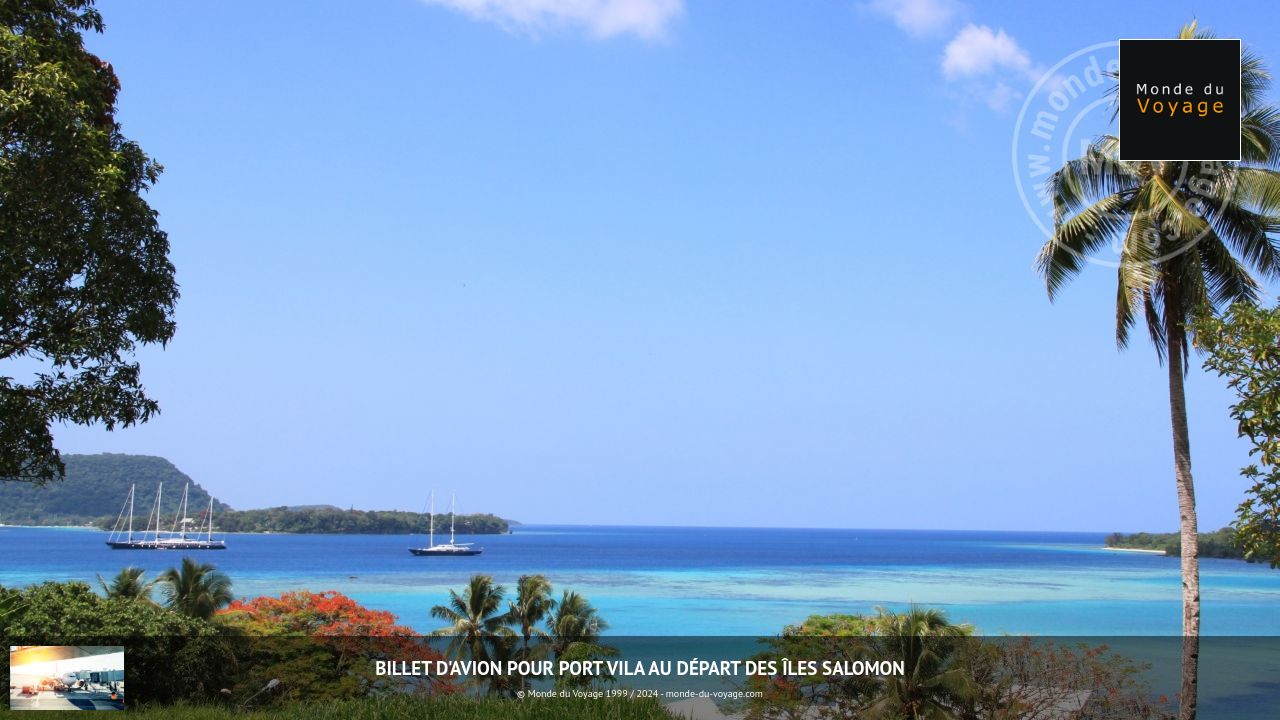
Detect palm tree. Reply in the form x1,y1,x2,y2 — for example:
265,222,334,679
430,574,515,693
1036,21,1280,720
501,574,554,690
546,589,615,689
97,566,156,604
506,574,555,653
157,557,234,619
862,606,975,720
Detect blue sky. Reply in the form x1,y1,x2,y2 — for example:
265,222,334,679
55,0,1280,530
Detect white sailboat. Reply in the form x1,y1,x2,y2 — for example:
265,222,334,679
409,491,483,556
106,482,227,550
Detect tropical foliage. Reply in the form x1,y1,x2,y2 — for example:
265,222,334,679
1105,527,1255,560
1194,301,1280,567
0,454,223,526
743,609,1172,720
1034,20,1280,720
218,590,456,701
98,566,158,603
214,506,508,535
0,580,234,704
430,575,615,694
158,558,235,620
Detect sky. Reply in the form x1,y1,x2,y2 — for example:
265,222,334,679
50,0,1280,531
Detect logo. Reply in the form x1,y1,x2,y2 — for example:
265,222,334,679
1012,41,1240,269
1119,39,1241,161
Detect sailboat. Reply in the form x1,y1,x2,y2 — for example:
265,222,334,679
409,491,483,556
106,482,227,550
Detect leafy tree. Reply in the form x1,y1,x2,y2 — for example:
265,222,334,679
744,611,1172,720
1034,21,1280,720
1,580,232,703
1194,302,1280,567
158,557,234,620
97,565,156,603
743,613,882,720
218,590,456,701
0,0,178,485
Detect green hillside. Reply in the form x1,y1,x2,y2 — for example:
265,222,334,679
0,453,509,534
0,453,226,526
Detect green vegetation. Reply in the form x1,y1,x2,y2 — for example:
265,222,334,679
0,0,179,485
125,697,673,720
159,558,235,620
0,453,509,534
98,566,158,604
214,506,509,535
0,579,236,704
1106,528,1253,561
3,562,454,705
1195,302,1280,567
1033,21,1280,720
0,453,224,526
743,609,1172,720
431,575,614,694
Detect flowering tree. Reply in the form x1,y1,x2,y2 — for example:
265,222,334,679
219,591,457,701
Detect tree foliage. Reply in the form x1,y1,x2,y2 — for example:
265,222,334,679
214,506,509,535
1104,527,1256,561
157,557,234,620
0,453,223,525
1,0,178,485
0,580,233,704
429,575,615,695
1194,302,1280,567
218,590,457,701
97,565,157,603
743,610,1173,720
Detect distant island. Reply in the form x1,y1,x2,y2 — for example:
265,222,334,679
1105,527,1254,562
0,453,510,535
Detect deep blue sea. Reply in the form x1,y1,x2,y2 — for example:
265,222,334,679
1,524,1277,636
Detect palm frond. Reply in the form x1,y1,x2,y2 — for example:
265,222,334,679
1038,193,1131,298
1048,143,1138,222
1242,48,1273,115
1115,212,1159,349
1241,105,1280,165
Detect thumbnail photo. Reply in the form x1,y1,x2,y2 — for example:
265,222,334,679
9,646,125,711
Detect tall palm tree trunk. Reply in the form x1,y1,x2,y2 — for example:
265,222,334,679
1165,286,1200,720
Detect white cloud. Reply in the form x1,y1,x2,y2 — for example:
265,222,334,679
941,24,1035,80
419,0,684,40
939,24,1044,112
861,0,962,38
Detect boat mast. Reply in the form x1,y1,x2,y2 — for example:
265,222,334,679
127,484,135,542
450,492,456,544
206,496,214,542
171,483,189,538
151,483,163,542
429,490,435,547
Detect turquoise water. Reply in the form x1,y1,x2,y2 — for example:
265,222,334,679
1,524,1276,636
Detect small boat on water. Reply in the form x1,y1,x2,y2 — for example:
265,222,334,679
106,482,227,550
409,492,482,557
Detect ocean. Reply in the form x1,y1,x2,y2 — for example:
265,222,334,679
1,524,1276,636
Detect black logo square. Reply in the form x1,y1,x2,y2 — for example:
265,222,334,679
1119,39,1240,161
